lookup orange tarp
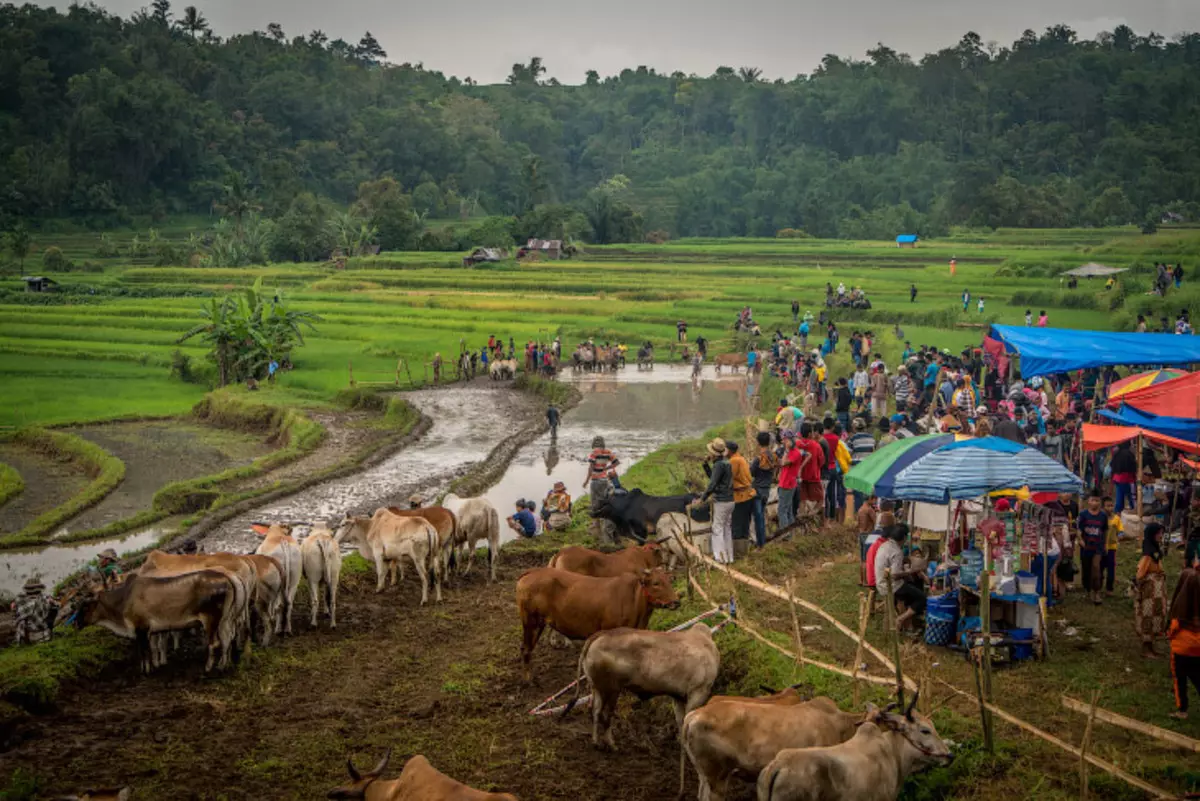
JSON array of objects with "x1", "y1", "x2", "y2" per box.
[{"x1": 1081, "y1": 423, "x2": 1200, "y2": 455}]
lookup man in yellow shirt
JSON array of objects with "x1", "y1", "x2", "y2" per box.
[
  {"x1": 1102, "y1": 496, "x2": 1122, "y2": 596},
  {"x1": 728, "y1": 441, "x2": 756, "y2": 548}
]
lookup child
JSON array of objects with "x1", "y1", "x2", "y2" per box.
[
  {"x1": 1025, "y1": 309, "x2": 1033, "y2": 326},
  {"x1": 1134, "y1": 523, "x2": 1168, "y2": 659},
  {"x1": 977, "y1": 297, "x2": 985, "y2": 314},
  {"x1": 1168, "y1": 565, "x2": 1200, "y2": 719},
  {"x1": 1077, "y1": 492, "x2": 1107, "y2": 604},
  {"x1": 1102, "y1": 497, "x2": 1121, "y2": 596}
]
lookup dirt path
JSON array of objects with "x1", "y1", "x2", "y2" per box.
[
  {"x1": 0, "y1": 444, "x2": 89, "y2": 534},
  {"x1": 201, "y1": 386, "x2": 539, "y2": 552},
  {"x1": 11, "y1": 551, "x2": 690, "y2": 800}
]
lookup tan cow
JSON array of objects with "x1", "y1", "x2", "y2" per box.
[
  {"x1": 515, "y1": 567, "x2": 679, "y2": 682},
  {"x1": 547, "y1": 544, "x2": 664, "y2": 578},
  {"x1": 254, "y1": 524, "x2": 303, "y2": 635},
  {"x1": 138, "y1": 550, "x2": 257, "y2": 648},
  {"x1": 652, "y1": 512, "x2": 696, "y2": 570},
  {"x1": 328, "y1": 751, "x2": 518, "y2": 800},
  {"x1": 76, "y1": 571, "x2": 244, "y2": 672},
  {"x1": 55, "y1": 789, "x2": 131, "y2": 801},
  {"x1": 682, "y1": 696, "x2": 862, "y2": 801},
  {"x1": 757, "y1": 700, "x2": 952, "y2": 801},
  {"x1": 713, "y1": 353, "x2": 747, "y2": 375},
  {"x1": 386, "y1": 505, "x2": 459, "y2": 577},
  {"x1": 336, "y1": 509, "x2": 442, "y2": 605},
  {"x1": 705, "y1": 687, "x2": 807, "y2": 707},
  {"x1": 243, "y1": 554, "x2": 284, "y2": 645},
  {"x1": 301, "y1": 525, "x2": 342, "y2": 629},
  {"x1": 441, "y1": 493, "x2": 501, "y2": 581},
  {"x1": 572, "y1": 624, "x2": 720, "y2": 751}
]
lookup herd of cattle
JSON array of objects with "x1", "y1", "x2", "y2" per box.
[{"x1": 63, "y1": 487, "x2": 952, "y2": 801}]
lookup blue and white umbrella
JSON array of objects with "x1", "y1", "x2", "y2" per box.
[{"x1": 885, "y1": 436, "x2": 1083, "y2": 504}]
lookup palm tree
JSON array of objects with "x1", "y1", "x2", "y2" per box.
[
  {"x1": 178, "y1": 6, "x2": 209, "y2": 39},
  {"x1": 738, "y1": 66, "x2": 763, "y2": 83},
  {"x1": 214, "y1": 172, "x2": 261, "y2": 237}
]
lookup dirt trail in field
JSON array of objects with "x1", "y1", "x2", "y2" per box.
[
  {"x1": 9, "y1": 550, "x2": 694, "y2": 801},
  {"x1": 0, "y1": 444, "x2": 89, "y2": 534},
  {"x1": 201, "y1": 385, "x2": 538, "y2": 552}
]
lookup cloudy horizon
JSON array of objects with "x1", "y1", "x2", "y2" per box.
[{"x1": 40, "y1": 0, "x2": 1200, "y2": 84}]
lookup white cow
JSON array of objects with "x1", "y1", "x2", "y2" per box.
[
  {"x1": 243, "y1": 553, "x2": 285, "y2": 646},
  {"x1": 335, "y1": 508, "x2": 442, "y2": 605},
  {"x1": 441, "y1": 493, "x2": 501, "y2": 581},
  {"x1": 254, "y1": 524, "x2": 302, "y2": 635},
  {"x1": 301, "y1": 524, "x2": 343, "y2": 628}
]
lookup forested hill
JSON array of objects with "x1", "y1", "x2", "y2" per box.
[{"x1": 3, "y1": 3, "x2": 1200, "y2": 240}]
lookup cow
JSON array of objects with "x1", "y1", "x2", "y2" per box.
[
  {"x1": 570, "y1": 624, "x2": 720, "y2": 751},
  {"x1": 328, "y1": 751, "x2": 519, "y2": 800},
  {"x1": 547, "y1": 544, "x2": 665, "y2": 578},
  {"x1": 489, "y1": 359, "x2": 516, "y2": 380},
  {"x1": 713, "y1": 353, "x2": 747, "y2": 375},
  {"x1": 55, "y1": 789, "x2": 131, "y2": 801},
  {"x1": 243, "y1": 553, "x2": 285, "y2": 645},
  {"x1": 653, "y1": 512, "x2": 701, "y2": 571},
  {"x1": 253, "y1": 525, "x2": 303, "y2": 635},
  {"x1": 515, "y1": 567, "x2": 679, "y2": 682},
  {"x1": 138, "y1": 550, "x2": 257, "y2": 648},
  {"x1": 756, "y1": 698, "x2": 952, "y2": 801},
  {"x1": 682, "y1": 695, "x2": 863, "y2": 801},
  {"x1": 387, "y1": 504, "x2": 459, "y2": 578},
  {"x1": 705, "y1": 686, "x2": 808, "y2": 707},
  {"x1": 441, "y1": 494, "x2": 501, "y2": 581},
  {"x1": 336, "y1": 509, "x2": 442, "y2": 605},
  {"x1": 591, "y1": 490, "x2": 703, "y2": 543},
  {"x1": 76, "y1": 571, "x2": 244, "y2": 672},
  {"x1": 300, "y1": 525, "x2": 342, "y2": 629}
]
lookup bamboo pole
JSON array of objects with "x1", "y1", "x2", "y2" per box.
[
  {"x1": 934, "y1": 677, "x2": 1175, "y2": 799},
  {"x1": 786, "y1": 578, "x2": 804, "y2": 668},
  {"x1": 1079, "y1": 690, "x2": 1100, "y2": 801},
  {"x1": 979, "y1": 570, "x2": 995, "y2": 751},
  {"x1": 1136, "y1": 433, "x2": 1144, "y2": 519},
  {"x1": 1061, "y1": 696, "x2": 1200, "y2": 753},
  {"x1": 884, "y1": 569, "x2": 905, "y2": 706},
  {"x1": 851, "y1": 592, "x2": 871, "y2": 707},
  {"x1": 972, "y1": 657, "x2": 992, "y2": 753}
]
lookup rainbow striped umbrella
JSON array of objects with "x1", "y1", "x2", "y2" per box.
[{"x1": 1108, "y1": 369, "x2": 1186, "y2": 401}]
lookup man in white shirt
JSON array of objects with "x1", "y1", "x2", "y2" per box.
[{"x1": 873, "y1": 523, "x2": 926, "y2": 630}]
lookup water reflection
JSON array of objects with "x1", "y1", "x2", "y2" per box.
[{"x1": 0, "y1": 523, "x2": 172, "y2": 597}]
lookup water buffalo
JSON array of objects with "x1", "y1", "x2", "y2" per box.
[{"x1": 592, "y1": 489, "x2": 704, "y2": 543}]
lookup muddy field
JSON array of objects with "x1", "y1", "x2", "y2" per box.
[
  {"x1": 0, "y1": 444, "x2": 89, "y2": 535},
  {"x1": 8, "y1": 549, "x2": 716, "y2": 801}
]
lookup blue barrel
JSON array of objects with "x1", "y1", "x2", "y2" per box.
[
  {"x1": 924, "y1": 593, "x2": 959, "y2": 647},
  {"x1": 1009, "y1": 627, "x2": 1035, "y2": 660}
]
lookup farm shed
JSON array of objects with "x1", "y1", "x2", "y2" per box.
[
  {"x1": 463, "y1": 247, "x2": 507, "y2": 266},
  {"x1": 519, "y1": 239, "x2": 564, "y2": 260},
  {"x1": 895, "y1": 234, "x2": 919, "y2": 248},
  {"x1": 21, "y1": 276, "x2": 57, "y2": 293}
]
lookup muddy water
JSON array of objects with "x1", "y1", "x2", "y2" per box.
[
  {"x1": 201, "y1": 386, "x2": 537, "y2": 552},
  {"x1": 484, "y1": 366, "x2": 748, "y2": 541},
  {"x1": 0, "y1": 521, "x2": 178, "y2": 597}
]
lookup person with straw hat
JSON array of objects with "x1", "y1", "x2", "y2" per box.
[
  {"x1": 542, "y1": 481, "x2": 573, "y2": 532},
  {"x1": 12, "y1": 577, "x2": 57, "y2": 645},
  {"x1": 701, "y1": 438, "x2": 734, "y2": 564}
]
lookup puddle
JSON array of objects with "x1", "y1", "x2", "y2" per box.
[
  {"x1": 0, "y1": 521, "x2": 177, "y2": 597},
  {"x1": 483, "y1": 367, "x2": 747, "y2": 540}
]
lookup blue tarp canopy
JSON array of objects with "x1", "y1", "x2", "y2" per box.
[
  {"x1": 896, "y1": 234, "x2": 918, "y2": 244},
  {"x1": 987, "y1": 325, "x2": 1200, "y2": 377},
  {"x1": 1098, "y1": 405, "x2": 1200, "y2": 441}
]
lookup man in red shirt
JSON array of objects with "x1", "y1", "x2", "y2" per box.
[
  {"x1": 776, "y1": 433, "x2": 808, "y2": 531},
  {"x1": 797, "y1": 422, "x2": 825, "y2": 520}
]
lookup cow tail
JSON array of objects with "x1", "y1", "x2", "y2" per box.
[
  {"x1": 321, "y1": 537, "x2": 340, "y2": 607},
  {"x1": 763, "y1": 762, "x2": 781, "y2": 801},
  {"x1": 560, "y1": 634, "x2": 596, "y2": 719}
]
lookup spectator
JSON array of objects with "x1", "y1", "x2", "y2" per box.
[
  {"x1": 1169, "y1": 565, "x2": 1200, "y2": 718},
  {"x1": 750, "y1": 432, "x2": 777, "y2": 547}
]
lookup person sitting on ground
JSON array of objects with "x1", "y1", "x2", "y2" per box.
[
  {"x1": 507, "y1": 500, "x2": 538, "y2": 539},
  {"x1": 95, "y1": 548, "x2": 123, "y2": 588},
  {"x1": 1168, "y1": 564, "x2": 1200, "y2": 719},
  {"x1": 12, "y1": 577, "x2": 58, "y2": 645},
  {"x1": 873, "y1": 523, "x2": 926, "y2": 630},
  {"x1": 542, "y1": 482, "x2": 572, "y2": 531}
]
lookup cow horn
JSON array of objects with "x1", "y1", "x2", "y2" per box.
[
  {"x1": 346, "y1": 758, "x2": 361, "y2": 782},
  {"x1": 371, "y1": 748, "x2": 392, "y2": 776},
  {"x1": 905, "y1": 690, "x2": 919, "y2": 720}
]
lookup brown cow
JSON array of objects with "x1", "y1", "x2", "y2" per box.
[
  {"x1": 515, "y1": 567, "x2": 679, "y2": 682},
  {"x1": 328, "y1": 751, "x2": 518, "y2": 800},
  {"x1": 682, "y1": 696, "x2": 862, "y2": 801},
  {"x1": 713, "y1": 353, "x2": 747, "y2": 375},
  {"x1": 387, "y1": 505, "x2": 458, "y2": 576},
  {"x1": 137, "y1": 550, "x2": 257, "y2": 649},
  {"x1": 547, "y1": 544, "x2": 664, "y2": 577},
  {"x1": 705, "y1": 686, "x2": 807, "y2": 707}
]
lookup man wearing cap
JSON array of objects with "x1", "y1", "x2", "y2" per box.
[
  {"x1": 542, "y1": 482, "x2": 573, "y2": 531},
  {"x1": 701, "y1": 438, "x2": 735, "y2": 563},
  {"x1": 12, "y1": 578, "x2": 58, "y2": 645},
  {"x1": 96, "y1": 548, "x2": 123, "y2": 588}
]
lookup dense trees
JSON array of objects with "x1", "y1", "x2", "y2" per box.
[{"x1": 2, "y1": 3, "x2": 1200, "y2": 242}]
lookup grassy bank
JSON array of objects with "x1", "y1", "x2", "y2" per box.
[
  {"x1": 0, "y1": 429, "x2": 125, "y2": 547},
  {"x1": 0, "y1": 462, "x2": 24, "y2": 507}
]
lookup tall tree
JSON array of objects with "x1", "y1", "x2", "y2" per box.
[{"x1": 178, "y1": 6, "x2": 209, "y2": 39}]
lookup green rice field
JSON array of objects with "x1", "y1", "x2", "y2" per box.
[{"x1": 2, "y1": 225, "x2": 1199, "y2": 428}]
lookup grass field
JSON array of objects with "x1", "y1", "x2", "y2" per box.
[{"x1": 2, "y1": 225, "x2": 1199, "y2": 428}]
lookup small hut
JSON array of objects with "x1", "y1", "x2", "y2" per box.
[
  {"x1": 895, "y1": 234, "x2": 919, "y2": 249},
  {"x1": 462, "y1": 247, "x2": 506, "y2": 266},
  {"x1": 21, "y1": 276, "x2": 57, "y2": 293},
  {"x1": 519, "y1": 239, "x2": 564, "y2": 260}
]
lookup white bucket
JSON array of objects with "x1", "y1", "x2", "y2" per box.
[{"x1": 1016, "y1": 574, "x2": 1038, "y2": 595}]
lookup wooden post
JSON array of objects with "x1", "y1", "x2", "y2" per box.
[
  {"x1": 884, "y1": 569, "x2": 905, "y2": 706},
  {"x1": 348, "y1": 360, "x2": 355, "y2": 387},
  {"x1": 786, "y1": 578, "x2": 804, "y2": 668},
  {"x1": 395, "y1": 359, "x2": 403, "y2": 386},
  {"x1": 973, "y1": 657, "x2": 992, "y2": 753},
  {"x1": 851, "y1": 592, "x2": 870, "y2": 707},
  {"x1": 980, "y1": 570, "x2": 996, "y2": 751},
  {"x1": 1136, "y1": 433, "x2": 1144, "y2": 520},
  {"x1": 1039, "y1": 596, "x2": 1051, "y2": 660},
  {"x1": 1080, "y1": 690, "x2": 1100, "y2": 800}
]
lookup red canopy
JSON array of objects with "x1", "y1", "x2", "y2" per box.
[
  {"x1": 1108, "y1": 371, "x2": 1200, "y2": 418},
  {"x1": 1081, "y1": 422, "x2": 1200, "y2": 455}
]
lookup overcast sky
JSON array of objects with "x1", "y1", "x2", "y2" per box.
[{"x1": 61, "y1": 0, "x2": 1200, "y2": 84}]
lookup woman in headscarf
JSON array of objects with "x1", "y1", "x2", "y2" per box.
[
  {"x1": 1168, "y1": 563, "x2": 1200, "y2": 718},
  {"x1": 1133, "y1": 522, "x2": 1169, "y2": 659}
]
